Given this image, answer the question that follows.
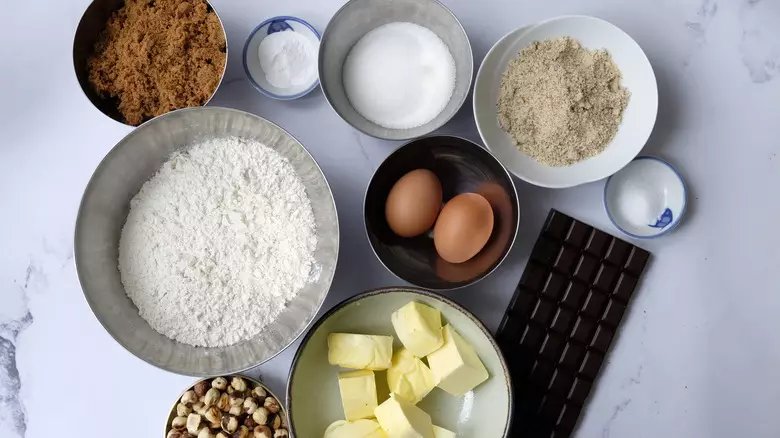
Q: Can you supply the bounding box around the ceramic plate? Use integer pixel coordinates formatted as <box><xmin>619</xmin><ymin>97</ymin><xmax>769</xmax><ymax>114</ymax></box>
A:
<box><xmin>474</xmin><ymin>15</ymin><xmax>658</xmax><ymax>188</ymax></box>
<box><xmin>286</xmin><ymin>287</ymin><xmax>513</xmax><ymax>437</ymax></box>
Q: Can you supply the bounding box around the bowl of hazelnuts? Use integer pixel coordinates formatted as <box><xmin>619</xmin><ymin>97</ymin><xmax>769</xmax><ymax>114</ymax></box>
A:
<box><xmin>166</xmin><ymin>375</ymin><xmax>289</xmax><ymax>438</ymax></box>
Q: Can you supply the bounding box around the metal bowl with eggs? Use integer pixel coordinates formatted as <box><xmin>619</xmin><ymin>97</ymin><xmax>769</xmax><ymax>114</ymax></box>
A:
<box><xmin>364</xmin><ymin>135</ymin><xmax>520</xmax><ymax>290</ymax></box>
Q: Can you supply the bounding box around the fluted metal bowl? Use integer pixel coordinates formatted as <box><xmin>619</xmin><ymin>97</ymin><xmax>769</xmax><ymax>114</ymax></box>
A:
<box><xmin>74</xmin><ymin>107</ymin><xmax>339</xmax><ymax>376</ymax></box>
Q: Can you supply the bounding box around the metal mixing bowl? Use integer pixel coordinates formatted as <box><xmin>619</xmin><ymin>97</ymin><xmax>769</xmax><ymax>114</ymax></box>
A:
<box><xmin>318</xmin><ymin>0</ymin><xmax>473</xmax><ymax>140</ymax></box>
<box><xmin>72</xmin><ymin>0</ymin><xmax>228</xmax><ymax>126</ymax></box>
<box><xmin>74</xmin><ymin>107</ymin><xmax>339</xmax><ymax>376</ymax></box>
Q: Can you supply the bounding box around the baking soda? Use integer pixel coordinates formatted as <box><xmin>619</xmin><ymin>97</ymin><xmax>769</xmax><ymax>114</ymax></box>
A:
<box><xmin>343</xmin><ymin>22</ymin><xmax>456</xmax><ymax>130</ymax></box>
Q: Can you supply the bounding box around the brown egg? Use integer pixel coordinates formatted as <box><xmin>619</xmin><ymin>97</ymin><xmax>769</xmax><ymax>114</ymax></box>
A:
<box><xmin>385</xmin><ymin>169</ymin><xmax>443</xmax><ymax>237</ymax></box>
<box><xmin>433</xmin><ymin>193</ymin><xmax>494</xmax><ymax>264</ymax></box>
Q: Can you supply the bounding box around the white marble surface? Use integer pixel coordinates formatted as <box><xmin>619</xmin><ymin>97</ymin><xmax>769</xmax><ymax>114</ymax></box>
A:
<box><xmin>2</xmin><ymin>0</ymin><xmax>779</xmax><ymax>436</ymax></box>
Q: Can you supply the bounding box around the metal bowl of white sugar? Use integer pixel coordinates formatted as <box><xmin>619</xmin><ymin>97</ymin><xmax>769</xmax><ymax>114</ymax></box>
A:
<box><xmin>74</xmin><ymin>107</ymin><xmax>339</xmax><ymax>376</ymax></box>
<box><xmin>319</xmin><ymin>0</ymin><xmax>473</xmax><ymax>140</ymax></box>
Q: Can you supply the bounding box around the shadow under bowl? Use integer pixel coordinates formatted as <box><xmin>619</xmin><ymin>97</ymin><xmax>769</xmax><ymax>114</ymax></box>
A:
<box><xmin>318</xmin><ymin>0</ymin><xmax>473</xmax><ymax>140</ymax></box>
<box><xmin>365</xmin><ymin>136</ymin><xmax>519</xmax><ymax>290</ymax></box>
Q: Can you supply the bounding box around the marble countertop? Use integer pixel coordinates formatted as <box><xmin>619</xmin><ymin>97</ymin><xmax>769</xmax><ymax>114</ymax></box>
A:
<box><xmin>2</xmin><ymin>0</ymin><xmax>779</xmax><ymax>436</ymax></box>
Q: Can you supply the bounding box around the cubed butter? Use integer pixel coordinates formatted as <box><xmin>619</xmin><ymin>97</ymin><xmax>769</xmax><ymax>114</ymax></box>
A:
<box><xmin>374</xmin><ymin>394</ymin><xmax>434</xmax><ymax>438</ymax></box>
<box><xmin>338</xmin><ymin>370</ymin><xmax>379</xmax><ymax>421</ymax></box>
<box><xmin>426</xmin><ymin>324</ymin><xmax>489</xmax><ymax>396</ymax></box>
<box><xmin>432</xmin><ymin>425</ymin><xmax>456</xmax><ymax>438</ymax></box>
<box><xmin>328</xmin><ymin>333</ymin><xmax>394</xmax><ymax>370</ymax></box>
<box><xmin>391</xmin><ymin>302</ymin><xmax>443</xmax><ymax>357</ymax></box>
<box><xmin>387</xmin><ymin>348</ymin><xmax>436</xmax><ymax>405</ymax></box>
<box><xmin>324</xmin><ymin>419</ymin><xmax>388</xmax><ymax>438</ymax></box>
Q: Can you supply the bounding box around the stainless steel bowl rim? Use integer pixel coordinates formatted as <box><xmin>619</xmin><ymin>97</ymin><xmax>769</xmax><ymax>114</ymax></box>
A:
<box><xmin>318</xmin><ymin>0</ymin><xmax>474</xmax><ymax>141</ymax></box>
<box><xmin>362</xmin><ymin>134</ymin><xmax>520</xmax><ymax>291</ymax></box>
<box><xmin>285</xmin><ymin>286</ymin><xmax>514</xmax><ymax>437</ymax></box>
<box><xmin>74</xmin><ymin>106</ymin><xmax>339</xmax><ymax>376</ymax></box>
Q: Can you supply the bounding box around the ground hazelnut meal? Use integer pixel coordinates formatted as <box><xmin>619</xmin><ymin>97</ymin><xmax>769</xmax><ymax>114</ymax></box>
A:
<box><xmin>87</xmin><ymin>0</ymin><xmax>226</xmax><ymax>126</ymax></box>
<box><xmin>498</xmin><ymin>37</ymin><xmax>630</xmax><ymax>167</ymax></box>
<box><xmin>118</xmin><ymin>137</ymin><xmax>317</xmax><ymax>348</ymax></box>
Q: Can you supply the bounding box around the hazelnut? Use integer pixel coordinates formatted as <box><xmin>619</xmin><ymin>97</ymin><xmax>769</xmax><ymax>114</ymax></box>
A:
<box><xmin>171</xmin><ymin>416</ymin><xmax>187</xmax><ymax>430</ymax></box>
<box><xmin>243</xmin><ymin>397</ymin><xmax>258</xmax><ymax>415</ymax></box>
<box><xmin>252</xmin><ymin>386</ymin><xmax>267</xmax><ymax>400</ymax></box>
<box><xmin>229</xmin><ymin>395</ymin><xmax>244</xmax><ymax>407</ymax></box>
<box><xmin>194</xmin><ymin>380</ymin><xmax>211</xmax><ymax>398</ymax></box>
<box><xmin>212</xmin><ymin>377</ymin><xmax>228</xmax><ymax>391</ymax></box>
<box><xmin>198</xmin><ymin>426</ymin><xmax>215</xmax><ymax>438</ymax></box>
<box><xmin>205</xmin><ymin>406</ymin><xmax>222</xmax><ymax>425</ymax></box>
<box><xmin>216</xmin><ymin>433</ymin><xmax>229</xmax><ymax>438</ymax></box>
<box><xmin>229</xmin><ymin>405</ymin><xmax>242</xmax><ymax>416</ymax></box>
<box><xmin>221</xmin><ymin>415</ymin><xmax>239</xmax><ymax>433</ymax></box>
<box><xmin>186</xmin><ymin>413</ymin><xmax>202</xmax><ymax>436</ymax></box>
<box><xmin>253</xmin><ymin>426</ymin><xmax>272</xmax><ymax>438</ymax></box>
<box><xmin>270</xmin><ymin>414</ymin><xmax>281</xmax><ymax>430</ymax></box>
<box><xmin>204</xmin><ymin>388</ymin><xmax>221</xmax><ymax>407</ymax></box>
<box><xmin>193</xmin><ymin>402</ymin><xmax>207</xmax><ymax>415</ymax></box>
<box><xmin>263</xmin><ymin>397</ymin><xmax>280</xmax><ymax>414</ymax></box>
<box><xmin>231</xmin><ymin>377</ymin><xmax>248</xmax><ymax>392</ymax></box>
<box><xmin>244</xmin><ymin>417</ymin><xmax>257</xmax><ymax>429</ymax></box>
<box><xmin>218</xmin><ymin>393</ymin><xmax>231</xmax><ymax>411</ymax></box>
<box><xmin>252</xmin><ymin>407</ymin><xmax>269</xmax><ymax>425</ymax></box>
<box><xmin>167</xmin><ymin>430</ymin><xmax>184</xmax><ymax>438</ymax></box>
<box><xmin>273</xmin><ymin>429</ymin><xmax>288</xmax><ymax>438</ymax></box>
<box><xmin>177</xmin><ymin>403</ymin><xmax>192</xmax><ymax>417</ymax></box>
<box><xmin>232</xmin><ymin>426</ymin><xmax>250</xmax><ymax>438</ymax></box>
<box><xmin>181</xmin><ymin>390</ymin><xmax>198</xmax><ymax>405</ymax></box>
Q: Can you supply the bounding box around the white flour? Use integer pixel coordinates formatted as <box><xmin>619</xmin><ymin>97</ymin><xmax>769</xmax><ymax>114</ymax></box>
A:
<box><xmin>118</xmin><ymin>137</ymin><xmax>317</xmax><ymax>347</ymax></box>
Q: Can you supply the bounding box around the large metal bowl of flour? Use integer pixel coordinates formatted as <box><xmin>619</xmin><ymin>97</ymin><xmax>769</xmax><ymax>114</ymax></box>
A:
<box><xmin>318</xmin><ymin>0</ymin><xmax>473</xmax><ymax>140</ymax></box>
<box><xmin>74</xmin><ymin>107</ymin><xmax>339</xmax><ymax>376</ymax></box>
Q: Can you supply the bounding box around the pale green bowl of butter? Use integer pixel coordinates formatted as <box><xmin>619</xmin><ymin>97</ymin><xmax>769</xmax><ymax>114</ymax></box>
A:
<box><xmin>286</xmin><ymin>287</ymin><xmax>513</xmax><ymax>437</ymax></box>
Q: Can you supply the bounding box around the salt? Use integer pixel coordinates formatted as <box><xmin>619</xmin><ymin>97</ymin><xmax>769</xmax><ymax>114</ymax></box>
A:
<box><xmin>258</xmin><ymin>30</ymin><xmax>318</xmax><ymax>89</ymax></box>
<box><xmin>343</xmin><ymin>22</ymin><xmax>456</xmax><ymax>129</ymax></box>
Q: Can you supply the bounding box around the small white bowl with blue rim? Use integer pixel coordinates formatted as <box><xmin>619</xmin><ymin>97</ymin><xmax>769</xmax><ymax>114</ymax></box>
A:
<box><xmin>604</xmin><ymin>156</ymin><xmax>687</xmax><ymax>239</ymax></box>
<box><xmin>243</xmin><ymin>16</ymin><xmax>321</xmax><ymax>100</ymax></box>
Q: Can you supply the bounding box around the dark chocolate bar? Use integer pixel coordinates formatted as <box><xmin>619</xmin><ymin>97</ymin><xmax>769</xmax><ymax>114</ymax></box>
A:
<box><xmin>497</xmin><ymin>210</ymin><xmax>650</xmax><ymax>437</ymax></box>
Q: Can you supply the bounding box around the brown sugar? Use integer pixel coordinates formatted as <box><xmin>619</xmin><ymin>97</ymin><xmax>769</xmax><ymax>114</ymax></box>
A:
<box><xmin>87</xmin><ymin>0</ymin><xmax>227</xmax><ymax>125</ymax></box>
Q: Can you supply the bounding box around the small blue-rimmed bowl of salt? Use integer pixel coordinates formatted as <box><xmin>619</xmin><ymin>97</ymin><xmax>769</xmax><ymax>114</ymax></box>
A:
<box><xmin>243</xmin><ymin>16</ymin><xmax>320</xmax><ymax>100</ymax></box>
<box><xmin>604</xmin><ymin>156</ymin><xmax>687</xmax><ymax>239</ymax></box>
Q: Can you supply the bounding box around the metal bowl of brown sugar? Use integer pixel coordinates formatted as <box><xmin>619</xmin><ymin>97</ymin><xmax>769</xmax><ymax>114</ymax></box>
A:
<box><xmin>72</xmin><ymin>0</ymin><xmax>228</xmax><ymax>126</ymax></box>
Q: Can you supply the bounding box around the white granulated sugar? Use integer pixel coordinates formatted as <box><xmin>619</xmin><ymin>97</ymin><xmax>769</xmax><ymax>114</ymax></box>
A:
<box><xmin>118</xmin><ymin>137</ymin><xmax>317</xmax><ymax>348</ymax></box>
<box><xmin>343</xmin><ymin>22</ymin><xmax>456</xmax><ymax>129</ymax></box>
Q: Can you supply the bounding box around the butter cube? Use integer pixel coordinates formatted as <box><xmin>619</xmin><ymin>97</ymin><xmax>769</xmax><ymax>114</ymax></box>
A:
<box><xmin>328</xmin><ymin>333</ymin><xmax>394</xmax><ymax>370</ymax></box>
<box><xmin>338</xmin><ymin>370</ymin><xmax>379</xmax><ymax>421</ymax></box>
<box><xmin>387</xmin><ymin>348</ymin><xmax>436</xmax><ymax>405</ymax></box>
<box><xmin>426</xmin><ymin>324</ymin><xmax>489</xmax><ymax>396</ymax></box>
<box><xmin>432</xmin><ymin>425</ymin><xmax>456</xmax><ymax>438</ymax></box>
<box><xmin>324</xmin><ymin>419</ymin><xmax>388</xmax><ymax>438</ymax></box>
<box><xmin>391</xmin><ymin>302</ymin><xmax>443</xmax><ymax>357</ymax></box>
<box><xmin>374</xmin><ymin>394</ymin><xmax>434</xmax><ymax>438</ymax></box>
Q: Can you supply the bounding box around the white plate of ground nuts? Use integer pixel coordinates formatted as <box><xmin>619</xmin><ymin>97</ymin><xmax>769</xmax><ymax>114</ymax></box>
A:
<box><xmin>166</xmin><ymin>375</ymin><xmax>289</xmax><ymax>438</ymax></box>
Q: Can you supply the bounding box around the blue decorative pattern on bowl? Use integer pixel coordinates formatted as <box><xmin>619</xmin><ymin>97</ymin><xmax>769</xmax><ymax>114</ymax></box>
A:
<box><xmin>649</xmin><ymin>207</ymin><xmax>673</xmax><ymax>229</ymax></box>
<box><xmin>268</xmin><ymin>20</ymin><xmax>293</xmax><ymax>34</ymax></box>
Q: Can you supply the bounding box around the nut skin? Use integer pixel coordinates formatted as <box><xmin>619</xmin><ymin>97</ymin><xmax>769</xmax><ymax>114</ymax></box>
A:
<box><xmin>212</xmin><ymin>377</ymin><xmax>228</xmax><ymax>391</ymax></box>
<box><xmin>232</xmin><ymin>425</ymin><xmax>250</xmax><ymax>438</ymax></box>
<box><xmin>167</xmin><ymin>430</ymin><xmax>184</xmax><ymax>438</ymax></box>
<box><xmin>181</xmin><ymin>390</ymin><xmax>198</xmax><ymax>405</ymax></box>
<box><xmin>263</xmin><ymin>397</ymin><xmax>280</xmax><ymax>414</ymax></box>
<box><xmin>231</xmin><ymin>377</ymin><xmax>248</xmax><ymax>392</ymax></box>
<box><xmin>253</xmin><ymin>426</ymin><xmax>272</xmax><ymax>438</ymax></box>
<box><xmin>204</xmin><ymin>388</ymin><xmax>221</xmax><ymax>407</ymax></box>
<box><xmin>251</xmin><ymin>407</ymin><xmax>269</xmax><ymax>425</ymax></box>
<box><xmin>205</xmin><ymin>406</ymin><xmax>222</xmax><ymax>425</ymax></box>
<box><xmin>194</xmin><ymin>380</ymin><xmax>211</xmax><ymax>398</ymax></box>
<box><xmin>244</xmin><ymin>417</ymin><xmax>257</xmax><ymax>429</ymax></box>
<box><xmin>243</xmin><ymin>397</ymin><xmax>258</xmax><ymax>415</ymax></box>
<box><xmin>217</xmin><ymin>393</ymin><xmax>231</xmax><ymax>411</ymax></box>
<box><xmin>221</xmin><ymin>415</ymin><xmax>239</xmax><ymax>433</ymax></box>
<box><xmin>187</xmin><ymin>413</ymin><xmax>202</xmax><ymax>436</ymax></box>
<box><xmin>273</xmin><ymin>429</ymin><xmax>288</xmax><ymax>438</ymax></box>
<box><xmin>270</xmin><ymin>415</ymin><xmax>281</xmax><ymax>430</ymax></box>
<box><xmin>176</xmin><ymin>403</ymin><xmax>192</xmax><ymax>417</ymax></box>
<box><xmin>229</xmin><ymin>395</ymin><xmax>244</xmax><ymax>407</ymax></box>
<box><xmin>171</xmin><ymin>416</ymin><xmax>187</xmax><ymax>430</ymax></box>
<box><xmin>198</xmin><ymin>426</ymin><xmax>215</xmax><ymax>438</ymax></box>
